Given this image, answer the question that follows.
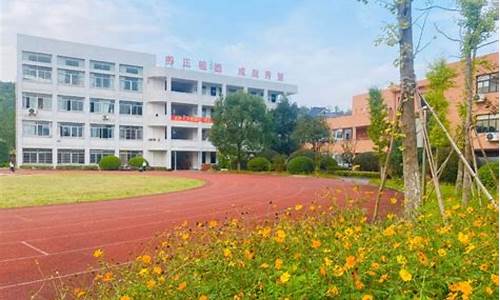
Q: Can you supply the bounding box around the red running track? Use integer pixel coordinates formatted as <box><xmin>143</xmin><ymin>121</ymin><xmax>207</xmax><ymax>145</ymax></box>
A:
<box><xmin>0</xmin><ymin>170</ymin><xmax>401</xmax><ymax>299</ymax></box>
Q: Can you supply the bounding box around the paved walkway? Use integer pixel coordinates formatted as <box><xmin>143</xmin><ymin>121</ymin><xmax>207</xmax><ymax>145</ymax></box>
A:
<box><xmin>0</xmin><ymin>170</ymin><xmax>400</xmax><ymax>299</ymax></box>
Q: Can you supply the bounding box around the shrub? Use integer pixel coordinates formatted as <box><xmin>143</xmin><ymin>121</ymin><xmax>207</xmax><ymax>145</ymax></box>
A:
<box><xmin>128</xmin><ymin>156</ymin><xmax>149</xmax><ymax>169</ymax></box>
<box><xmin>247</xmin><ymin>157</ymin><xmax>271</xmax><ymax>172</ymax></box>
<box><xmin>438</xmin><ymin>152</ymin><xmax>458</xmax><ymax>183</ymax></box>
<box><xmin>287</xmin><ymin>156</ymin><xmax>314</xmax><ymax>174</ymax></box>
<box><xmin>289</xmin><ymin>149</ymin><xmax>316</xmax><ymax>161</ymax></box>
<box><xmin>257</xmin><ymin>149</ymin><xmax>280</xmax><ymax>161</ymax></box>
<box><xmin>478</xmin><ymin>161</ymin><xmax>499</xmax><ymax>191</ymax></box>
<box><xmin>353</xmin><ymin>152</ymin><xmax>379</xmax><ymax>172</ymax></box>
<box><xmin>320</xmin><ymin>156</ymin><xmax>338</xmax><ymax>173</ymax></box>
<box><xmin>271</xmin><ymin>154</ymin><xmax>287</xmax><ymax>172</ymax></box>
<box><xmin>99</xmin><ymin>155</ymin><xmax>121</xmax><ymax>170</ymax></box>
<box><xmin>334</xmin><ymin>170</ymin><xmax>380</xmax><ymax>178</ymax></box>
<box><xmin>56</xmin><ymin>165</ymin><xmax>99</xmax><ymax>170</ymax></box>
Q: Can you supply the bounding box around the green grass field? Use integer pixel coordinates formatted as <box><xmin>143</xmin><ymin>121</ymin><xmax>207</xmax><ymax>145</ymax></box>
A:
<box><xmin>0</xmin><ymin>173</ymin><xmax>204</xmax><ymax>208</ymax></box>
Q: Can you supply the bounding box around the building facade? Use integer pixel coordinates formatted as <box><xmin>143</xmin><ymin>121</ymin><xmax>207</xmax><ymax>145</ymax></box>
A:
<box><xmin>327</xmin><ymin>53</ymin><xmax>499</xmax><ymax>163</ymax></box>
<box><xmin>16</xmin><ymin>34</ymin><xmax>298</xmax><ymax>169</ymax></box>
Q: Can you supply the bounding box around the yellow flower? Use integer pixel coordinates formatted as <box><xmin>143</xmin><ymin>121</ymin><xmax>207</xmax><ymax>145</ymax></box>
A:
<box><xmin>479</xmin><ymin>263</ymin><xmax>489</xmax><ymax>272</ymax></box>
<box><xmin>345</xmin><ymin>256</ymin><xmax>356</xmax><ymax>269</ymax></box>
<box><xmin>458</xmin><ymin>232</ymin><xmax>470</xmax><ymax>245</ymax></box>
<box><xmin>311</xmin><ymin>239</ymin><xmax>322</xmax><ymax>249</ymax></box>
<box><xmin>138</xmin><ymin>268</ymin><xmax>149</xmax><ymax>276</ymax></box>
<box><xmin>438</xmin><ymin>248</ymin><xmax>447</xmax><ymax>257</ymax></box>
<box><xmin>93</xmin><ymin>249</ymin><xmax>103</xmax><ymax>258</ymax></box>
<box><xmin>324</xmin><ymin>257</ymin><xmax>333</xmax><ymax>266</ymax></box>
<box><xmin>208</xmin><ymin>220</ymin><xmax>218</xmax><ymax>228</ymax></box>
<box><xmin>260</xmin><ymin>263</ymin><xmax>269</xmax><ymax>269</ymax></box>
<box><xmin>279</xmin><ymin>271</ymin><xmax>291</xmax><ymax>284</ymax></box>
<box><xmin>383</xmin><ymin>225</ymin><xmax>396</xmax><ymax>237</ymax></box>
<box><xmin>177</xmin><ymin>281</ymin><xmax>187</xmax><ymax>291</ymax></box>
<box><xmin>417</xmin><ymin>251</ymin><xmax>429</xmax><ymax>266</ymax></box>
<box><xmin>153</xmin><ymin>266</ymin><xmax>162</xmax><ymax>275</ymax></box>
<box><xmin>390</xmin><ymin>197</ymin><xmax>398</xmax><ymax>204</ymax></box>
<box><xmin>244</xmin><ymin>249</ymin><xmax>254</xmax><ymax>260</ymax></box>
<box><xmin>485</xmin><ymin>287</ymin><xmax>493</xmax><ymax>295</ymax></box>
<box><xmin>274</xmin><ymin>229</ymin><xmax>286</xmax><ymax>243</ymax></box>
<box><xmin>319</xmin><ymin>266</ymin><xmax>327</xmax><ymax>276</ymax></box>
<box><xmin>223</xmin><ymin>248</ymin><xmax>232</xmax><ymax>258</ymax></box>
<box><xmin>492</xmin><ymin>274</ymin><xmax>499</xmax><ymax>286</ymax></box>
<box><xmin>371</xmin><ymin>262</ymin><xmax>380</xmax><ymax>270</ymax></box>
<box><xmin>120</xmin><ymin>296</ymin><xmax>131</xmax><ymax>300</ymax></box>
<box><xmin>73</xmin><ymin>288</ymin><xmax>86</xmax><ymax>298</ymax></box>
<box><xmin>362</xmin><ymin>295</ymin><xmax>373</xmax><ymax>300</ymax></box>
<box><xmin>378</xmin><ymin>273</ymin><xmax>389</xmax><ymax>283</ymax></box>
<box><xmin>181</xmin><ymin>233</ymin><xmax>190</xmax><ymax>240</ymax></box>
<box><xmin>259</xmin><ymin>226</ymin><xmax>272</xmax><ymax>238</ymax></box>
<box><xmin>448</xmin><ymin>281</ymin><xmax>473</xmax><ymax>298</ymax></box>
<box><xmin>333</xmin><ymin>265</ymin><xmax>344</xmax><ymax>277</ymax></box>
<box><xmin>294</xmin><ymin>204</ymin><xmax>303</xmax><ymax>211</ymax></box>
<box><xmin>275</xmin><ymin>258</ymin><xmax>283</xmax><ymax>270</ymax></box>
<box><xmin>396</xmin><ymin>255</ymin><xmax>407</xmax><ymax>265</ymax></box>
<box><xmin>146</xmin><ymin>279</ymin><xmax>156</xmax><ymax>289</ymax></box>
<box><xmin>199</xmin><ymin>296</ymin><xmax>209</xmax><ymax>300</ymax></box>
<box><xmin>141</xmin><ymin>255</ymin><xmax>152</xmax><ymax>265</ymax></box>
<box><xmin>327</xmin><ymin>285</ymin><xmax>339</xmax><ymax>296</ymax></box>
<box><xmin>399</xmin><ymin>269</ymin><xmax>412</xmax><ymax>282</ymax></box>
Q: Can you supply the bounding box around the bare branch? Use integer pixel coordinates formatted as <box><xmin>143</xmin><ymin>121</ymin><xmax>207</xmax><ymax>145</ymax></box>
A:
<box><xmin>477</xmin><ymin>39</ymin><xmax>499</xmax><ymax>49</ymax></box>
<box><xmin>414</xmin><ymin>40</ymin><xmax>433</xmax><ymax>57</ymax></box>
<box><xmin>414</xmin><ymin>10</ymin><xmax>430</xmax><ymax>56</ymax></box>
<box><xmin>416</xmin><ymin>5</ymin><xmax>459</xmax><ymax>12</ymax></box>
<box><xmin>434</xmin><ymin>23</ymin><xmax>461</xmax><ymax>43</ymax></box>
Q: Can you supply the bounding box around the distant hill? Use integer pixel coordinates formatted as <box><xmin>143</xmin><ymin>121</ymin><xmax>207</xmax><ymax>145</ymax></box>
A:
<box><xmin>0</xmin><ymin>81</ymin><xmax>15</xmax><ymax>164</ymax></box>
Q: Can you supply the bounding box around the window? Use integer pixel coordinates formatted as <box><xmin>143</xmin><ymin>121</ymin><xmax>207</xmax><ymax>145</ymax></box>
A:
<box><xmin>22</xmin><ymin>65</ymin><xmax>52</xmax><ymax>82</ymax></box>
<box><xmin>91</xmin><ymin>60</ymin><xmax>115</xmax><ymax>72</ymax></box>
<box><xmin>119</xmin><ymin>101</ymin><xmax>142</xmax><ymax>116</ymax></box>
<box><xmin>58</xmin><ymin>96</ymin><xmax>84</xmax><ymax>112</ymax></box>
<box><xmin>90</xmin><ymin>149</ymin><xmax>115</xmax><ymax>164</ymax></box>
<box><xmin>119</xmin><ymin>64</ymin><xmax>143</xmax><ymax>76</ymax></box>
<box><xmin>22</xmin><ymin>51</ymin><xmax>51</xmax><ymax>63</ymax></box>
<box><xmin>476</xmin><ymin>114</ymin><xmax>499</xmax><ymax>133</ymax></box>
<box><xmin>119</xmin><ymin>126</ymin><xmax>143</xmax><ymax>140</ymax></box>
<box><xmin>202</xmin><ymin>129</ymin><xmax>210</xmax><ymax>141</ymax></box>
<box><xmin>90</xmin><ymin>98</ymin><xmax>115</xmax><ymax>114</ymax></box>
<box><xmin>477</xmin><ymin>73</ymin><xmax>499</xmax><ymax>94</ymax></box>
<box><xmin>57</xmin><ymin>56</ymin><xmax>84</xmax><ymax>68</ymax></box>
<box><xmin>57</xmin><ymin>149</ymin><xmax>85</xmax><ymax>164</ymax></box>
<box><xmin>59</xmin><ymin>122</ymin><xmax>84</xmax><ymax>138</ymax></box>
<box><xmin>334</xmin><ymin>129</ymin><xmax>343</xmax><ymax>140</ymax></box>
<box><xmin>22</xmin><ymin>121</ymin><xmax>51</xmax><ymax>137</ymax></box>
<box><xmin>120</xmin><ymin>76</ymin><xmax>142</xmax><ymax>92</ymax></box>
<box><xmin>343</xmin><ymin>128</ymin><xmax>352</xmax><ymax>140</ymax></box>
<box><xmin>119</xmin><ymin>150</ymin><xmax>142</xmax><ymax>164</ymax></box>
<box><xmin>58</xmin><ymin>69</ymin><xmax>85</xmax><ymax>86</ymax></box>
<box><xmin>90</xmin><ymin>124</ymin><xmax>114</xmax><ymax>139</ymax></box>
<box><xmin>22</xmin><ymin>93</ymin><xmax>52</xmax><ymax>111</ymax></box>
<box><xmin>23</xmin><ymin>148</ymin><xmax>52</xmax><ymax>164</ymax></box>
<box><xmin>90</xmin><ymin>73</ymin><xmax>114</xmax><ymax>89</ymax></box>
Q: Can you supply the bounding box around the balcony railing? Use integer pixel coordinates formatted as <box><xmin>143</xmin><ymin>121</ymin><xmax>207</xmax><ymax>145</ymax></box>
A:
<box><xmin>171</xmin><ymin>115</ymin><xmax>212</xmax><ymax>123</ymax></box>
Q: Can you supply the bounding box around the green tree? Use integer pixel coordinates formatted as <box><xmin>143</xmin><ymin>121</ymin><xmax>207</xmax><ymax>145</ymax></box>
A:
<box><xmin>367</xmin><ymin>88</ymin><xmax>391</xmax><ymax>169</ymax></box>
<box><xmin>0</xmin><ymin>82</ymin><xmax>15</xmax><ymax>164</ymax></box>
<box><xmin>209</xmin><ymin>92</ymin><xmax>271</xmax><ymax>171</ymax></box>
<box><xmin>424</xmin><ymin>59</ymin><xmax>456</xmax><ymax>161</ymax></box>
<box><xmin>292</xmin><ymin>115</ymin><xmax>331</xmax><ymax>170</ymax></box>
<box><xmin>270</xmin><ymin>98</ymin><xmax>300</xmax><ymax>155</ymax></box>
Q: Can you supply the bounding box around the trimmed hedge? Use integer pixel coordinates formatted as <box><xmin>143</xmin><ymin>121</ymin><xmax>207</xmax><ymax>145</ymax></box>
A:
<box><xmin>353</xmin><ymin>152</ymin><xmax>379</xmax><ymax>172</ymax></box>
<box><xmin>287</xmin><ymin>156</ymin><xmax>314</xmax><ymax>174</ymax></box>
<box><xmin>478</xmin><ymin>161</ymin><xmax>499</xmax><ymax>191</ymax></box>
<box><xmin>20</xmin><ymin>164</ymin><xmax>54</xmax><ymax>170</ymax></box>
<box><xmin>99</xmin><ymin>155</ymin><xmax>121</xmax><ymax>170</ymax></box>
<box><xmin>128</xmin><ymin>156</ymin><xmax>149</xmax><ymax>169</ymax></box>
<box><xmin>56</xmin><ymin>165</ymin><xmax>99</xmax><ymax>170</ymax></box>
<box><xmin>289</xmin><ymin>149</ymin><xmax>316</xmax><ymax>161</ymax></box>
<box><xmin>247</xmin><ymin>157</ymin><xmax>271</xmax><ymax>172</ymax></box>
<box><xmin>320</xmin><ymin>156</ymin><xmax>338</xmax><ymax>174</ymax></box>
<box><xmin>271</xmin><ymin>154</ymin><xmax>287</xmax><ymax>172</ymax></box>
<box><xmin>334</xmin><ymin>170</ymin><xmax>380</xmax><ymax>178</ymax></box>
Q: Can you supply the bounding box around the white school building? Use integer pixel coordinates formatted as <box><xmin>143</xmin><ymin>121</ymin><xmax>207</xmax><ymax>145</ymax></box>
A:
<box><xmin>16</xmin><ymin>34</ymin><xmax>298</xmax><ymax>169</ymax></box>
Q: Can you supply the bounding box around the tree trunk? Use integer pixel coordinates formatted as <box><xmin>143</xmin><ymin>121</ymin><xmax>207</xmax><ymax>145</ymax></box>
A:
<box><xmin>461</xmin><ymin>54</ymin><xmax>474</xmax><ymax>205</ymax></box>
<box><xmin>398</xmin><ymin>0</ymin><xmax>422</xmax><ymax>219</ymax></box>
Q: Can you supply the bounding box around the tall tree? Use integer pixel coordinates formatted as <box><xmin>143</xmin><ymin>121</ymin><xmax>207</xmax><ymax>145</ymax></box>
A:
<box><xmin>270</xmin><ymin>98</ymin><xmax>300</xmax><ymax>155</ymax></box>
<box><xmin>292</xmin><ymin>115</ymin><xmax>330</xmax><ymax>153</ymax></box>
<box><xmin>0</xmin><ymin>82</ymin><xmax>15</xmax><ymax>163</ymax></box>
<box><xmin>456</xmin><ymin>0</ymin><xmax>498</xmax><ymax>204</ymax></box>
<box><xmin>367</xmin><ymin>88</ymin><xmax>391</xmax><ymax>176</ymax></box>
<box><xmin>424</xmin><ymin>59</ymin><xmax>456</xmax><ymax>163</ymax></box>
<box><xmin>209</xmin><ymin>92</ymin><xmax>272</xmax><ymax>171</ymax></box>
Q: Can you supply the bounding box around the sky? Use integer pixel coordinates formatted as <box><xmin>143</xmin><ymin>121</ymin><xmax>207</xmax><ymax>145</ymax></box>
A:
<box><xmin>0</xmin><ymin>0</ymin><xmax>498</xmax><ymax>109</ymax></box>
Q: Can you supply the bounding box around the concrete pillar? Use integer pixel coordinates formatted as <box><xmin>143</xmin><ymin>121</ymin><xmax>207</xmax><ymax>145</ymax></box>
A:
<box><xmin>166</xmin><ymin>150</ymin><xmax>172</xmax><ymax>169</ymax></box>
<box><xmin>197</xmin><ymin>151</ymin><xmax>202</xmax><ymax>170</ymax></box>
<box><xmin>197</xmin><ymin>80</ymin><xmax>202</xmax><ymax>96</ymax></box>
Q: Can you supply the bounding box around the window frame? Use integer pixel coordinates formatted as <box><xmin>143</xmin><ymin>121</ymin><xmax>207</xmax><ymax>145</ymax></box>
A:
<box><xmin>90</xmin><ymin>124</ymin><xmax>114</xmax><ymax>139</ymax></box>
<box><xmin>476</xmin><ymin>73</ymin><xmax>499</xmax><ymax>94</ymax></box>
<box><xmin>22</xmin><ymin>121</ymin><xmax>52</xmax><ymax>137</ymax></box>
<box><xmin>59</xmin><ymin>122</ymin><xmax>84</xmax><ymax>138</ymax></box>
<box><xmin>22</xmin><ymin>93</ymin><xmax>52</xmax><ymax>111</ymax></box>
<box><xmin>57</xmin><ymin>96</ymin><xmax>84</xmax><ymax>112</ymax></box>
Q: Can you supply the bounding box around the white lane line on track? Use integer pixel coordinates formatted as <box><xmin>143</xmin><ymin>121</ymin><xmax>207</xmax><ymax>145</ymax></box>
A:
<box><xmin>20</xmin><ymin>241</ymin><xmax>49</xmax><ymax>256</ymax></box>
